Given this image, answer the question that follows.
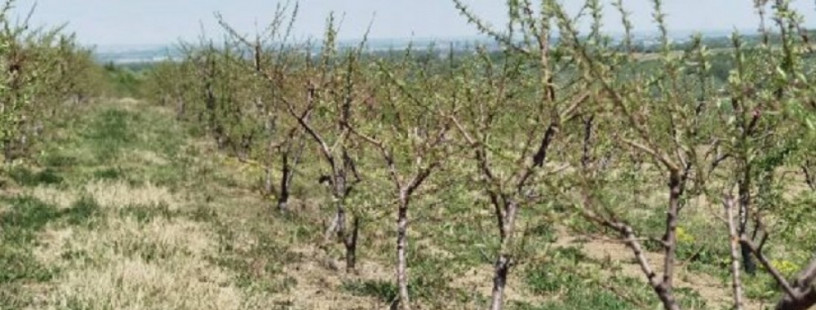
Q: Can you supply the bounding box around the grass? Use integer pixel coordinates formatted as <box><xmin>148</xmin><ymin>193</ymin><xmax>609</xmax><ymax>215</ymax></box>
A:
<box><xmin>118</xmin><ymin>202</ymin><xmax>178</xmax><ymax>223</ymax></box>
<box><xmin>342</xmin><ymin>279</ymin><xmax>399</xmax><ymax>304</ymax></box>
<box><xmin>7</xmin><ymin>166</ymin><xmax>64</xmax><ymax>187</ymax></box>
<box><xmin>0</xmin><ymin>196</ymin><xmax>60</xmax><ymax>284</ymax></box>
<box><xmin>0</xmin><ymin>99</ymin><xmax>277</xmax><ymax>309</ymax></box>
<box><xmin>0</xmin><ymin>194</ymin><xmax>102</xmax><ymax>308</ymax></box>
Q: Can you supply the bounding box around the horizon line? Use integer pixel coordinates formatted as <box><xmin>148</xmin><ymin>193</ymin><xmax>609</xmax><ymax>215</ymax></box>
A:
<box><xmin>91</xmin><ymin>27</ymin><xmax>767</xmax><ymax>50</ymax></box>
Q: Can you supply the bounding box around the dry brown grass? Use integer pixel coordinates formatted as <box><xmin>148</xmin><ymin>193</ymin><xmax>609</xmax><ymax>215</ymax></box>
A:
<box><xmin>32</xmin><ymin>218</ymin><xmax>249</xmax><ymax>310</ymax></box>
<box><xmin>25</xmin><ymin>185</ymin><xmax>79</xmax><ymax>210</ymax></box>
<box><xmin>268</xmin><ymin>245</ymin><xmax>388</xmax><ymax>310</ymax></box>
<box><xmin>17</xmin><ymin>173</ymin><xmax>286</xmax><ymax>309</ymax></box>
<box><xmin>83</xmin><ymin>180</ymin><xmax>179</xmax><ymax>211</ymax></box>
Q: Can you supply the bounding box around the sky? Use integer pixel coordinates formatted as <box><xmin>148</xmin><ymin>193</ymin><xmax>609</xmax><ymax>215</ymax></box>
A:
<box><xmin>8</xmin><ymin>0</ymin><xmax>816</xmax><ymax>47</ymax></box>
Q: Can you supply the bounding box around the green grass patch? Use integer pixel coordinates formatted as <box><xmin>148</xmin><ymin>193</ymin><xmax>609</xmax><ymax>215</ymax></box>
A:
<box><xmin>8</xmin><ymin>166</ymin><xmax>63</xmax><ymax>187</ymax></box>
<box><xmin>39</xmin><ymin>152</ymin><xmax>79</xmax><ymax>168</ymax></box>
<box><xmin>81</xmin><ymin>108</ymin><xmax>137</xmax><ymax>162</ymax></box>
<box><xmin>522</xmin><ymin>246</ymin><xmax>659</xmax><ymax>309</ymax></box>
<box><xmin>1</xmin><ymin>196</ymin><xmax>62</xmax><ymax>237</ymax></box>
<box><xmin>0</xmin><ymin>195</ymin><xmax>102</xmax><ymax>285</ymax></box>
<box><xmin>208</xmin><ymin>222</ymin><xmax>296</xmax><ymax>293</ymax></box>
<box><xmin>64</xmin><ymin>196</ymin><xmax>101</xmax><ymax>226</ymax></box>
<box><xmin>92</xmin><ymin>167</ymin><xmax>124</xmax><ymax>180</ymax></box>
<box><xmin>342</xmin><ymin>279</ymin><xmax>398</xmax><ymax>304</ymax></box>
<box><xmin>0</xmin><ymin>196</ymin><xmax>61</xmax><ymax>284</ymax></box>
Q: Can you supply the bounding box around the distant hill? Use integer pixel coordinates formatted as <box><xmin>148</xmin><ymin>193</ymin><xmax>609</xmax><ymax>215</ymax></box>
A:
<box><xmin>92</xmin><ymin>44</ymin><xmax>181</xmax><ymax>64</ymax></box>
<box><xmin>88</xmin><ymin>29</ymin><xmax>764</xmax><ymax>64</ymax></box>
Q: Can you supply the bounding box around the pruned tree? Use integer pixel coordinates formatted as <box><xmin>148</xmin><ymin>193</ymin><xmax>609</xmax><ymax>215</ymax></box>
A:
<box><xmin>560</xmin><ymin>0</ymin><xmax>718</xmax><ymax>308</ymax></box>
<box><xmin>215</xmin><ymin>2</ymin><xmax>308</xmax><ymax>212</ymax></box>
<box><xmin>347</xmin><ymin>47</ymin><xmax>454</xmax><ymax>309</ymax></box>
<box><xmin>182</xmin><ymin>40</ymin><xmax>227</xmax><ymax>148</ymax></box>
<box><xmin>718</xmin><ymin>2</ymin><xmax>816</xmax><ymax>309</ymax></box>
<box><xmin>709</xmin><ymin>0</ymin><xmax>810</xmax><ymax>276</ymax></box>
<box><xmin>452</xmin><ymin>1</ymin><xmax>591</xmax><ymax>308</ymax></box>
<box><xmin>562</xmin><ymin>0</ymin><xmax>816</xmax><ymax>309</ymax></box>
<box><xmin>279</xmin><ymin>14</ymin><xmax>364</xmax><ymax>271</ymax></box>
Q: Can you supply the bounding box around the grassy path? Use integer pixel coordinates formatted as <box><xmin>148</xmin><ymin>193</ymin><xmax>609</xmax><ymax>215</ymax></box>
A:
<box><xmin>0</xmin><ymin>99</ymin><xmax>329</xmax><ymax>309</ymax></box>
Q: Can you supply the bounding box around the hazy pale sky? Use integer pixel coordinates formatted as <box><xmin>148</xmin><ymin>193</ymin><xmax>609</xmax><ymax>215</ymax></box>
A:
<box><xmin>8</xmin><ymin>0</ymin><xmax>816</xmax><ymax>46</ymax></box>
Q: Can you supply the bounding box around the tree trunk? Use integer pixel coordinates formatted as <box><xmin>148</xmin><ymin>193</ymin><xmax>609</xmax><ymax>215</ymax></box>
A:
<box><xmin>738</xmin><ymin>166</ymin><xmax>757</xmax><ymax>275</ymax></box>
<box><xmin>276</xmin><ymin>192</ymin><xmax>290</xmax><ymax>212</ymax></box>
<box><xmin>775</xmin><ymin>257</ymin><xmax>816</xmax><ymax>310</ymax></box>
<box><xmin>336</xmin><ymin>203</ymin><xmax>347</xmax><ymax>240</ymax></box>
<box><xmin>724</xmin><ymin>196</ymin><xmax>744</xmax><ymax>310</ymax></box>
<box><xmin>324</xmin><ymin>171</ymin><xmax>347</xmax><ymax>242</ymax></box>
<box><xmin>490</xmin><ymin>254</ymin><xmax>510</xmax><ymax>310</ymax></box>
<box><xmin>656</xmin><ymin>174</ymin><xmax>682</xmax><ymax>310</ymax></box>
<box><xmin>490</xmin><ymin>200</ymin><xmax>519</xmax><ymax>310</ymax></box>
<box><xmin>345</xmin><ymin>216</ymin><xmax>360</xmax><ymax>272</ymax></box>
<box><xmin>277</xmin><ymin>152</ymin><xmax>292</xmax><ymax>212</ymax></box>
<box><xmin>3</xmin><ymin>138</ymin><xmax>14</xmax><ymax>163</ymax></box>
<box><xmin>396</xmin><ymin>197</ymin><xmax>411</xmax><ymax>310</ymax></box>
<box><xmin>324</xmin><ymin>198</ymin><xmax>347</xmax><ymax>242</ymax></box>
<box><xmin>277</xmin><ymin>138</ymin><xmax>305</xmax><ymax>213</ymax></box>
<box><xmin>322</xmin><ymin>182</ymin><xmax>359</xmax><ymax>273</ymax></box>
<box><xmin>655</xmin><ymin>285</ymin><xmax>681</xmax><ymax>310</ymax></box>
<box><xmin>775</xmin><ymin>290</ymin><xmax>816</xmax><ymax>310</ymax></box>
